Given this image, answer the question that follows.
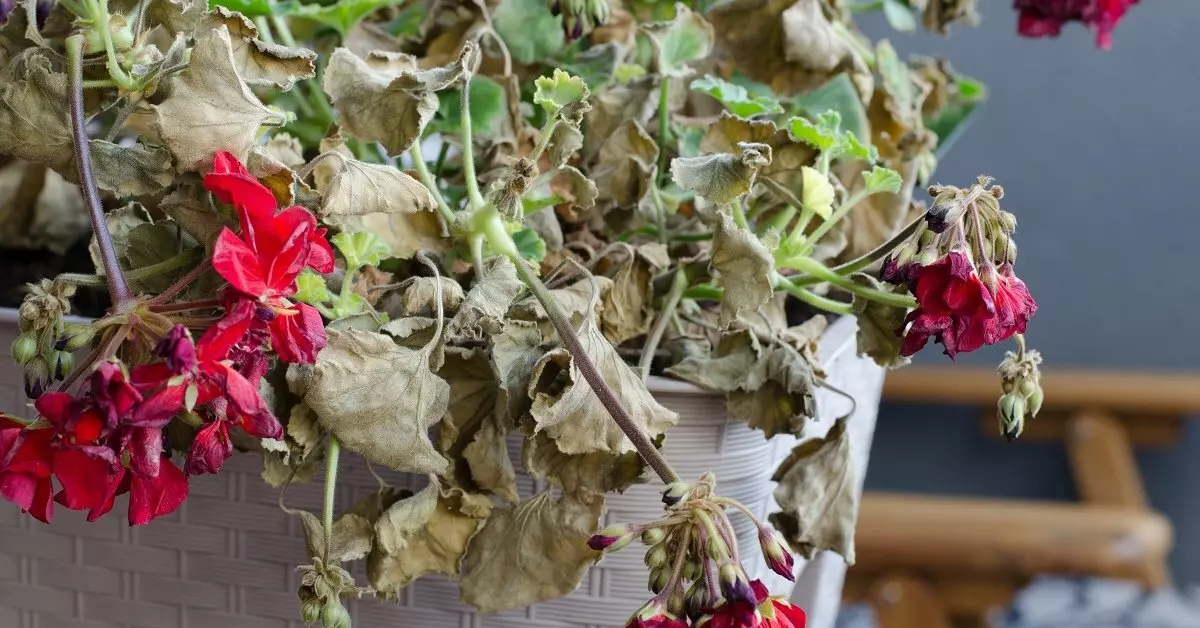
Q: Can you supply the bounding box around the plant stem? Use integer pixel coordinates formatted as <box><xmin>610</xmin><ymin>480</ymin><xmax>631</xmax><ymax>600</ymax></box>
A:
<box><xmin>67</xmin><ymin>35</ymin><xmax>133</xmax><ymax>307</ymax></box>
<box><xmin>410</xmin><ymin>142</ymin><xmax>455</xmax><ymax>225</ymax></box>
<box><xmin>780</xmin><ymin>255</ymin><xmax>917</xmax><ymax>308</ymax></box>
<box><xmin>433</xmin><ymin>142</ymin><xmax>450</xmax><ymax>178</ymax></box>
<box><xmin>459</xmin><ymin>78</ymin><xmax>485</xmax><ymax>209</ymax></box>
<box><xmin>150</xmin><ymin>298</ymin><xmax>222</xmax><ymax>314</ymax></box>
<box><xmin>512</xmin><ymin>257</ymin><xmax>679</xmax><ymax>485</ymax></box>
<box><xmin>81</xmin><ymin>79</ymin><xmax>117</xmax><ymax>89</ymax></box>
<box><xmin>529</xmin><ymin>117</ymin><xmax>560</xmax><ymax>165</ymax></box>
<box><xmin>657</xmin><ymin>77</ymin><xmax>671</xmax><ymax>185</ymax></box>
<box><xmin>827</xmin><ymin>213</ymin><xmax>924</xmax><ymax>277</ymax></box>
<box><xmin>683</xmin><ymin>283</ymin><xmax>722</xmax><ymax>301</ymax></box>
<box><xmin>796</xmin><ymin>188</ymin><xmax>871</xmax><ymax>253</ymax></box>
<box><xmin>640</xmin><ymin>268</ymin><xmax>687</xmax><ymax>380</ymax></box>
<box><xmin>151</xmin><ymin>259</ymin><xmax>212</xmax><ymax>305</ymax></box>
<box><xmin>731</xmin><ymin>200</ymin><xmax>749</xmax><ymax>231</ymax></box>
<box><xmin>322</xmin><ymin>434</ymin><xmax>341</xmax><ymax>563</ymax></box>
<box><xmin>774</xmin><ymin>274</ymin><xmax>854</xmax><ymax>315</ymax></box>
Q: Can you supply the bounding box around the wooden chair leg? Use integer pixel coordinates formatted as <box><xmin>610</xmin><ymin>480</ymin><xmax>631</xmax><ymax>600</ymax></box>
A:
<box><xmin>868</xmin><ymin>574</ymin><xmax>952</xmax><ymax>628</ymax></box>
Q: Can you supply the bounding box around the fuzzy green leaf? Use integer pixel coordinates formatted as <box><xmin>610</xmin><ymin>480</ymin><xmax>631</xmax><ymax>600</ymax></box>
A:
<box><xmin>492</xmin><ymin>0</ymin><xmax>564</xmax><ymax>65</ymax></box>
<box><xmin>882</xmin><ymin>0</ymin><xmax>918</xmax><ymax>32</ymax></box>
<box><xmin>534</xmin><ymin>69</ymin><xmax>590</xmax><ymax>118</ymax></box>
<box><xmin>295</xmin><ymin>269</ymin><xmax>332</xmax><ymax>306</ymax></box>
<box><xmin>432</xmin><ymin>76</ymin><xmax>506</xmax><ymax>138</ymax></box>
<box><xmin>690</xmin><ymin>74</ymin><xmax>782</xmax><ymax>118</ymax></box>
<box><xmin>648</xmin><ymin>4</ymin><xmax>714</xmax><ymax>78</ymax></box>
<box><xmin>862</xmin><ymin>166</ymin><xmax>902</xmax><ymax>195</ymax></box>
<box><xmin>791</xmin><ymin>74</ymin><xmax>870</xmax><ymax>150</ymax></box>
<box><xmin>332</xmin><ymin>231</ymin><xmax>391</xmax><ymax>270</ymax></box>
<box><xmin>288</xmin><ymin>0</ymin><xmax>405</xmax><ymax>38</ymax></box>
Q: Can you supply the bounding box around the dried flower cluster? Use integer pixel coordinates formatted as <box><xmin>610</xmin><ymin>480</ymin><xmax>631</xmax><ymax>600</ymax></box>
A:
<box><xmin>0</xmin><ymin>0</ymin><xmax>1077</xmax><ymax>624</ymax></box>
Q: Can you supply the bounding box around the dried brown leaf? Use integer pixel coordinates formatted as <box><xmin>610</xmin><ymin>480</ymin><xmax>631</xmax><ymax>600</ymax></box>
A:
<box><xmin>491</xmin><ymin>320</ymin><xmax>547</xmax><ymax>425</ymax></box>
<box><xmin>728</xmin><ymin>345</ymin><xmax>817</xmax><ymax>437</ymax></box>
<box><xmin>0</xmin><ymin>160</ymin><xmax>88</xmax><ymax>254</ymax></box>
<box><xmin>203</xmin><ymin>7</ymin><xmax>316</xmax><ymax>90</ymax></box>
<box><xmin>665</xmin><ymin>328</ymin><xmax>760</xmax><ymax>392</ymax></box>
<box><xmin>592</xmin><ymin>119</ymin><xmax>658</xmax><ymax>210</ymax></box>
<box><xmin>712</xmin><ymin>212</ymin><xmax>775</xmax><ymax>327</ymax></box>
<box><xmin>315</xmin><ymin>154</ymin><xmax>436</xmax><ymax>218</ymax></box>
<box><xmin>447</xmin><ymin>257</ymin><xmax>525</xmax><ymax>340</ymax></box>
<box><xmin>299</xmin><ymin>510</ymin><xmax>375</xmax><ymax>562</ymax></box>
<box><xmin>769</xmin><ymin>418</ymin><xmax>858</xmax><ymax>564</ymax></box>
<box><xmin>88</xmin><ymin>140</ymin><xmax>175</xmax><ymax>197</ymax></box>
<box><xmin>0</xmin><ymin>50</ymin><xmax>71</xmax><ymax>172</ymax></box>
<box><xmin>376</xmin><ymin>478</ymin><xmax>440</xmax><ymax>555</ymax></box>
<box><xmin>670</xmin><ymin>143</ymin><xmax>772</xmax><ymax>206</ymax></box>
<box><xmin>523</xmin><ymin>431</ymin><xmax>651</xmax><ymax>494</ymax></box>
<box><xmin>601</xmin><ymin>243</ymin><xmax>669</xmax><ymax>345</ymax></box>
<box><xmin>851</xmin><ymin>275</ymin><xmax>910</xmax><ymax>368</ymax></box>
<box><xmin>436</xmin><ymin>350</ymin><xmax>518</xmax><ymax>502</ymax></box>
<box><xmin>398</xmin><ymin>276</ymin><xmax>464</xmax><ymax>318</ymax></box>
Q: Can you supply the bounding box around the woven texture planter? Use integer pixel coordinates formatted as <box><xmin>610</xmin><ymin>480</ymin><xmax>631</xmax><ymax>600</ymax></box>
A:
<box><xmin>0</xmin><ymin>312</ymin><xmax>883</xmax><ymax>628</ymax></box>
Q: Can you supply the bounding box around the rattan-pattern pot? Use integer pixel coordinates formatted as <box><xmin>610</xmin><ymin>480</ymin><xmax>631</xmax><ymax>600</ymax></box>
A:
<box><xmin>0</xmin><ymin>310</ymin><xmax>883</xmax><ymax>628</ymax></box>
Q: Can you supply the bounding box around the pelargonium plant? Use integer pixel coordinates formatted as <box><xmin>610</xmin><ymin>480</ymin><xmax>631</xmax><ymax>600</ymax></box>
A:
<box><xmin>0</xmin><ymin>0</ymin><xmax>1053</xmax><ymax>625</ymax></box>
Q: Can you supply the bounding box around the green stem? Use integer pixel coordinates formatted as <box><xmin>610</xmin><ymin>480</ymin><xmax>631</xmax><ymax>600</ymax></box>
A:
<box><xmin>410</xmin><ymin>142</ymin><xmax>456</xmax><ymax>225</ymax></box>
<box><xmin>731</xmin><ymin>201</ymin><xmax>749</xmax><ymax>231</ymax></box>
<box><xmin>81</xmin><ymin>79</ymin><xmax>117</xmax><ymax>89</ymax></box>
<box><xmin>529</xmin><ymin>117</ymin><xmax>560</xmax><ymax>165</ymax></box>
<box><xmin>796</xmin><ymin>189</ymin><xmax>871</xmax><ymax>253</ymax></box>
<box><xmin>639</xmin><ymin>268</ymin><xmax>687</xmax><ymax>380</ymax></box>
<box><xmin>253</xmin><ymin>16</ymin><xmax>276</xmax><ymax>44</ymax></box>
<box><xmin>657</xmin><ymin>77</ymin><xmax>671</xmax><ymax>185</ymax></box>
<box><xmin>683</xmin><ymin>283</ymin><xmax>722</xmax><ymax>301</ymax></box>
<box><xmin>67</xmin><ymin>35</ymin><xmax>133</xmax><ymax>307</ymax></box>
<box><xmin>774</xmin><ymin>274</ymin><xmax>854</xmax><ymax>315</ymax></box>
<box><xmin>780</xmin><ymin>256</ymin><xmax>917</xmax><ymax>308</ymax></box>
<box><xmin>763</xmin><ymin>205</ymin><xmax>796</xmax><ymax>234</ymax></box>
<box><xmin>512</xmin><ymin>256</ymin><xmax>679</xmax><ymax>485</ymax></box>
<box><xmin>322</xmin><ymin>434</ymin><xmax>340</xmax><ymax>564</ymax></box>
<box><xmin>83</xmin><ymin>0</ymin><xmax>136</xmax><ymax>90</ymax></box>
<box><xmin>459</xmin><ymin>78</ymin><xmax>485</xmax><ymax>209</ymax></box>
<box><xmin>339</xmin><ymin>265</ymin><xmax>358</xmax><ymax>303</ymax></box>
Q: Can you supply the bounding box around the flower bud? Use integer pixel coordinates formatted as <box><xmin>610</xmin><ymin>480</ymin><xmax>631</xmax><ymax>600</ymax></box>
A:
<box><xmin>301</xmin><ymin>598</ymin><xmax>322</xmax><ymax>624</ymax></box>
<box><xmin>757</xmin><ymin>527</ymin><xmax>795</xmax><ymax>581</ymax></box>
<box><xmin>998</xmin><ymin>393</ymin><xmax>1026</xmax><ymax>442</ymax></box>
<box><xmin>719</xmin><ymin>565</ymin><xmax>756</xmax><ymax>608</ymax></box>
<box><xmin>641</xmin><ymin>527</ymin><xmax>666</xmax><ymax>545</ymax></box>
<box><xmin>644</xmin><ymin>543</ymin><xmax>669</xmax><ymax>569</ymax></box>
<box><xmin>55</xmin><ymin>323</ymin><xmax>95</xmax><ymax>352</ymax></box>
<box><xmin>10</xmin><ymin>332</ymin><xmax>38</xmax><ymax>365</ymax></box>
<box><xmin>998</xmin><ymin>210</ymin><xmax>1017</xmax><ymax>232</ymax></box>
<box><xmin>682</xmin><ymin>558</ymin><xmax>701</xmax><ymax>581</ymax></box>
<box><xmin>662</xmin><ymin>481</ymin><xmax>690</xmax><ymax>507</ymax></box>
<box><xmin>686</xmin><ymin>581</ymin><xmax>713</xmax><ymax>618</ymax></box>
<box><xmin>321</xmin><ymin>598</ymin><xmax>351</xmax><ymax>628</ymax></box>
<box><xmin>666</xmin><ymin>587</ymin><xmax>687</xmax><ymax>616</ymax></box>
<box><xmin>51</xmin><ymin>350</ymin><xmax>73</xmax><ymax>380</ymax></box>
<box><xmin>23</xmin><ymin>357</ymin><xmax>49</xmax><ymax>399</ymax></box>
<box><xmin>649</xmin><ymin>566</ymin><xmax>671</xmax><ymax>594</ymax></box>
<box><xmin>588</xmin><ymin>524</ymin><xmax>638</xmax><ymax>552</ymax></box>
<box><xmin>705</xmin><ymin>535</ymin><xmax>726</xmax><ymax>561</ymax></box>
<box><xmin>1027</xmin><ymin>386</ymin><xmax>1044</xmax><ymax>418</ymax></box>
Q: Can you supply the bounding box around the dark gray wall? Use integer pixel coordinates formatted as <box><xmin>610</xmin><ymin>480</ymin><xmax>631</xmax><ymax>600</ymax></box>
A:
<box><xmin>856</xmin><ymin>3</ymin><xmax>1200</xmax><ymax>583</ymax></box>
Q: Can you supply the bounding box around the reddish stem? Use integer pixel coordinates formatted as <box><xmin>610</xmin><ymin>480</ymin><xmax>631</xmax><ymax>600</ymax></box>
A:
<box><xmin>150</xmin><ymin>260</ymin><xmax>214</xmax><ymax>305</ymax></box>
<box><xmin>150</xmin><ymin>298</ymin><xmax>223</xmax><ymax>314</ymax></box>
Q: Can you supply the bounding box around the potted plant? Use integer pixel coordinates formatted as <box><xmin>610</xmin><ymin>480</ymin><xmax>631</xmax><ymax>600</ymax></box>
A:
<box><xmin>0</xmin><ymin>0</ymin><xmax>1111</xmax><ymax>625</ymax></box>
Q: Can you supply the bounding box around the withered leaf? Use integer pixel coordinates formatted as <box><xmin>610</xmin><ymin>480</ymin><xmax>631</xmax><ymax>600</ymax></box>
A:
<box><xmin>376</xmin><ymin>478</ymin><xmax>440</xmax><ymax>555</ymax></box>
<box><xmin>367</xmin><ymin>488</ymin><xmax>493</xmax><ymax>594</ymax></box>
<box><xmin>700</xmin><ymin>113</ymin><xmax>816</xmax><ymax>187</ymax></box>
<box><xmin>459</xmin><ymin>490</ymin><xmax>604</xmax><ymax>613</ymax></box>
<box><xmin>728</xmin><ymin>345</ymin><xmax>817</xmax><ymax>437</ymax></box>
<box><xmin>203</xmin><ymin>7</ymin><xmax>317</xmax><ymax>90</ymax></box>
<box><xmin>246</xmin><ymin>145</ymin><xmax>300</xmax><ymax>205</ymax></box>
<box><xmin>397</xmin><ymin>276</ymin><xmax>464</xmax><ymax>318</ymax></box>
<box><xmin>88</xmin><ymin>140</ymin><xmax>175</xmax><ymax>197</ymax></box>
<box><xmin>665</xmin><ymin>328</ymin><xmax>760</xmax><ymax>392</ymax></box>
<box><xmin>491</xmin><ymin>320</ymin><xmax>547</xmax><ymax>424</ymax></box>
<box><xmin>851</xmin><ymin>274</ymin><xmax>910</xmax><ymax>368</ymax></box>
<box><xmin>448</xmin><ymin>257</ymin><xmax>524</xmax><ymax>340</ymax></box>
<box><xmin>303</xmin><ymin>329</ymin><xmax>449</xmax><ymax>474</ymax></box>
<box><xmin>160</xmin><ymin>181</ymin><xmax>232</xmax><ymax>252</ymax></box>
<box><xmin>462</xmin><ymin>421</ymin><xmax>518</xmax><ymax>503</ymax></box>
<box><xmin>326</xmin><ymin>209</ymin><xmax>448</xmax><ymax>261</ymax></box>
<box><xmin>712</xmin><ymin>212</ymin><xmax>775</xmax><ymax>327</ymax></box>
<box><xmin>528</xmin><ymin>310</ymin><xmax>677</xmax><ymax>455</ymax></box>
<box><xmin>583</xmin><ymin>77</ymin><xmax>658</xmax><ymax>162</ymax></box>
<box><xmin>523</xmin><ymin>431</ymin><xmax>651</xmax><ymax>494</ymax></box>
<box><xmin>670</xmin><ymin>143</ymin><xmax>772</xmax><ymax>206</ymax></box>
<box><xmin>549</xmin><ymin>165</ymin><xmax>598</xmax><ymax>221</ymax></box>
<box><xmin>153</xmin><ymin>26</ymin><xmax>284</xmax><ymax>172</ymax></box>
<box><xmin>437</xmin><ymin>350</ymin><xmax>518</xmax><ymax>502</ymax></box>
<box><xmin>769</xmin><ymin>418</ymin><xmax>858</xmax><ymax>564</ymax></box>
<box><xmin>601</xmin><ymin>243</ymin><xmax>669</xmax><ymax>345</ymax></box>
<box><xmin>549</xmin><ymin>123</ymin><xmax>584</xmax><ymax>169</ymax></box>
<box><xmin>592</xmin><ymin>119</ymin><xmax>658</xmax><ymax>209</ymax></box>
<box><xmin>0</xmin><ymin>160</ymin><xmax>88</xmax><ymax>254</ymax></box>
<box><xmin>510</xmin><ymin>276</ymin><xmax>612</xmax><ymax>327</ymax></box>
<box><xmin>299</xmin><ymin>510</ymin><xmax>375</xmax><ymax>562</ymax></box>
<box><xmin>133</xmin><ymin>0</ymin><xmax>207</xmax><ymax>35</ymax></box>
<box><xmin>315</xmin><ymin>153</ymin><xmax>437</xmax><ymax>218</ymax></box>
<box><xmin>0</xmin><ymin>50</ymin><xmax>72</xmax><ymax>172</ymax></box>
<box><xmin>287</xmin><ymin>403</ymin><xmax>324</xmax><ymax>461</ymax></box>
<box><xmin>323</xmin><ymin>46</ymin><xmax>470</xmax><ymax>155</ymax></box>
<box><xmin>263</xmin><ymin>133</ymin><xmax>306</xmax><ymax>168</ymax></box>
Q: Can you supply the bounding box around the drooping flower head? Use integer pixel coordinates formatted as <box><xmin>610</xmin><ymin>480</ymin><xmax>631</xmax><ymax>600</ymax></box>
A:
<box><xmin>1013</xmin><ymin>0</ymin><xmax>1139</xmax><ymax>49</ymax></box>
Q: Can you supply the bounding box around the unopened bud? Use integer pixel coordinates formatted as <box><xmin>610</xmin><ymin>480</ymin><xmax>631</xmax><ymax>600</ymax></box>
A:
<box><xmin>686</xmin><ymin>581</ymin><xmax>713</xmax><ymax>618</ymax></box>
<box><xmin>321</xmin><ymin>598</ymin><xmax>351</xmax><ymax>628</ymax></box>
<box><xmin>51</xmin><ymin>351</ymin><xmax>73</xmax><ymax>380</ymax></box>
<box><xmin>758</xmin><ymin>527</ymin><xmax>795</xmax><ymax>581</ymax></box>
<box><xmin>719</xmin><ymin>564</ymin><xmax>756</xmax><ymax>607</ymax></box>
<box><xmin>706</xmin><ymin>535</ymin><xmax>726</xmax><ymax>561</ymax></box>
<box><xmin>662</xmin><ymin>482</ymin><xmax>690</xmax><ymax>507</ymax></box>
<box><xmin>10</xmin><ymin>332</ymin><xmax>38</xmax><ymax>365</ymax></box>
<box><xmin>56</xmin><ymin>324</ymin><xmax>94</xmax><ymax>352</ymax></box>
<box><xmin>588</xmin><ymin>524</ymin><xmax>637</xmax><ymax>552</ymax></box>
<box><xmin>998</xmin><ymin>211</ymin><xmax>1017</xmax><ymax>232</ymax></box>
<box><xmin>649</xmin><ymin>566</ymin><xmax>671</xmax><ymax>594</ymax></box>
<box><xmin>682</xmin><ymin>558</ymin><xmax>701</xmax><ymax>581</ymax></box>
<box><xmin>666</xmin><ymin>587</ymin><xmax>687</xmax><ymax>616</ymax></box>
<box><xmin>990</xmin><ymin>184</ymin><xmax>1005</xmax><ymax>199</ymax></box>
<box><xmin>1027</xmin><ymin>387</ymin><xmax>1044</xmax><ymax>418</ymax></box>
<box><xmin>19</xmin><ymin>301</ymin><xmax>40</xmax><ymax>323</ymax></box>
<box><xmin>998</xmin><ymin>393</ymin><xmax>1026</xmax><ymax>442</ymax></box>
<box><xmin>645</xmin><ymin>543</ymin><xmax>668</xmax><ymax>569</ymax></box>
<box><xmin>641</xmin><ymin>527</ymin><xmax>666</xmax><ymax>545</ymax></box>
<box><xmin>23</xmin><ymin>358</ymin><xmax>49</xmax><ymax>399</ymax></box>
<box><xmin>301</xmin><ymin>599</ymin><xmax>322</xmax><ymax>624</ymax></box>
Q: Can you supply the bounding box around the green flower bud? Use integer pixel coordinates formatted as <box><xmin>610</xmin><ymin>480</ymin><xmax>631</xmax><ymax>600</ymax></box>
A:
<box><xmin>56</xmin><ymin>323</ymin><xmax>94</xmax><ymax>352</ymax></box>
<box><xmin>301</xmin><ymin>599</ymin><xmax>322</xmax><ymax>624</ymax></box>
<box><xmin>682</xmin><ymin>558</ymin><xmax>701</xmax><ymax>581</ymax></box>
<box><xmin>661</xmin><ymin>481</ymin><xmax>690</xmax><ymax>507</ymax></box>
<box><xmin>1027</xmin><ymin>386</ymin><xmax>1044</xmax><ymax>418</ymax></box>
<box><xmin>23</xmin><ymin>357</ymin><xmax>49</xmax><ymax>399</ymax></box>
<box><xmin>644</xmin><ymin>543</ymin><xmax>668</xmax><ymax>569</ymax></box>
<box><xmin>1018</xmin><ymin>378</ymin><xmax>1037</xmax><ymax>398</ymax></box>
<box><xmin>51</xmin><ymin>351</ymin><xmax>73</xmax><ymax>381</ymax></box>
<box><xmin>641</xmin><ymin>527</ymin><xmax>666</xmax><ymax>545</ymax></box>
<box><xmin>998</xmin><ymin>393</ymin><xmax>1026</xmax><ymax>442</ymax></box>
<box><xmin>321</xmin><ymin>598</ymin><xmax>352</xmax><ymax>628</ymax></box>
<box><xmin>10</xmin><ymin>332</ymin><xmax>38</xmax><ymax>365</ymax></box>
<box><xmin>998</xmin><ymin>211</ymin><xmax>1017</xmax><ymax>233</ymax></box>
<box><xmin>649</xmin><ymin>566</ymin><xmax>670</xmax><ymax>594</ymax></box>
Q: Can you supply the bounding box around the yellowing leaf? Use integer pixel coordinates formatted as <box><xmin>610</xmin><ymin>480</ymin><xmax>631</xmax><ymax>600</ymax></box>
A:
<box><xmin>302</xmin><ymin>329</ymin><xmax>449</xmax><ymax>474</ymax></box>
<box><xmin>367</xmin><ymin>488</ymin><xmax>493</xmax><ymax>595</ymax></box>
<box><xmin>712</xmin><ymin>212</ymin><xmax>775</xmax><ymax>327</ymax></box>
<box><xmin>769</xmin><ymin>418</ymin><xmax>858</xmax><ymax>564</ymax></box>
<box><xmin>315</xmin><ymin>153</ymin><xmax>436</xmax><ymax>218</ymax></box>
<box><xmin>204</xmin><ymin>7</ymin><xmax>316</xmax><ymax>90</ymax></box>
<box><xmin>459</xmin><ymin>491</ymin><xmax>604</xmax><ymax>613</ymax></box>
<box><xmin>528</xmin><ymin>310</ymin><xmax>677</xmax><ymax>455</ymax></box>
<box><xmin>0</xmin><ymin>50</ymin><xmax>72</xmax><ymax>172</ymax></box>
<box><xmin>375</xmin><ymin>478</ymin><xmax>440</xmax><ymax>555</ymax></box>
<box><xmin>800</xmin><ymin>165</ymin><xmax>834</xmax><ymax>220</ymax></box>
<box><xmin>153</xmin><ymin>26</ymin><xmax>283</xmax><ymax>172</ymax></box>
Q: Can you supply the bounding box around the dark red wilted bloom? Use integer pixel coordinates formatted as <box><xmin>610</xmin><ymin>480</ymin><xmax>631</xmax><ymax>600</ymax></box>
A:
<box><xmin>899</xmin><ymin>250</ymin><xmax>996</xmax><ymax>359</ymax></box>
<box><xmin>206</xmin><ymin>152</ymin><xmax>331</xmax><ymax>364</ymax></box>
<box><xmin>0</xmin><ymin>417</ymin><xmax>54</xmax><ymax>523</ymax></box>
<box><xmin>696</xmin><ymin>579</ymin><xmax>766</xmax><ymax>627</ymax></box>
<box><xmin>985</xmin><ymin>264</ymin><xmax>1038</xmax><ymax>345</ymax></box>
<box><xmin>626</xmin><ymin>599</ymin><xmax>690</xmax><ymax>628</ymax></box>
<box><xmin>1013</xmin><ymin>0</ymin><xmax>1139</xmax><ymax>49</ymax></box>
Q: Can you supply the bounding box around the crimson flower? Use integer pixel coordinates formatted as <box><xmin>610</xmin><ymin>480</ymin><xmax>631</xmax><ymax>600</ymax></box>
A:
<box><xmin>898</xmin><ymin>250</ymin><xmax>997</xmax><ymax>359</ymax></box>
<box><xmin>0</xmin><ymin>417</ymin><xmax>54</xmax><ymax>523</ymax></box>
<box><xmin>696</xmin><ymin>579</ymin><xmax>766</xmax><ymax>627</ymax></box>
<box><xmin>1013</xmin><ymin>0</ymin><xmax>1139</xmax><ymax>49</ymax></box>
<box><xmin>985</xmin><ymin>264</ymin><xmax>1037</xmax><ymax>346</ymax></box>
<box><xmin>205</xmin><ymin>151</ymin><xmax>332</xmax><ymax>364</ymax></box>
<box><xmin>626</xmin><ymin>599</ymin><xmax>690</xmax><ymax>628</ymax></box>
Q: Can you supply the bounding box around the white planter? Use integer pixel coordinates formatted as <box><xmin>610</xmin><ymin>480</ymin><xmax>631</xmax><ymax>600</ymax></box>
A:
<box><xmin>0</xmin><ymin>308</ymin><xmax>883</xmax><ymax>628</ymax></box>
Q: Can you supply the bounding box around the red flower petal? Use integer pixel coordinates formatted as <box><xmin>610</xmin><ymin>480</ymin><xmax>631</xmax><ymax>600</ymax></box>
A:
<box><xmin>34</xmin><ymin>391</ymin><xmax>76</xmax><ymax>434</ymax></box>
<box><xmin>205</xmin><ymin>151</ymin><xmax>278</xmax><ymax>216</ymax></box>
<box><xmin>307</xmin><ymin>227</ymin><xmax>335</xmax><ymax>274</ymax></box>
<box><xmin>128</xmin><ymin>385</ymin><xmax>186</xmax><ymax>428</ymax></box>
<box><xmin>128</xmin><ymin>456</ymin><xmax>188</xmax><ymax>526</ymax></box>
<box><xmin>128</xmin><ymin>427</ymin><xmax>164</xmax><ymax>478</ymax></box>
<box><xmin>53</xmin><ymin>448</ymin><xmax>119</xmax><ymax>513</ymax></box>
<box><xmin>213</xmin><ymin>228</ymin><xmax>271</xmax><ymax>297</ymax></box>
<box><xmin>268</xmin><ymin>302</ymin><xmax>327</xmax><ymax>364</ymax></box>
<box><xmin>0</xmin><ymin>473</ymin><xmax>53</xmax><ymax>523</ymax></box>
<box><xmin>185</xmin><ymin>421</ymin><xmax>233</xmax><ymax>476</ymax></box>
<box><xmin>213</xmin><ymin>362</ymin><xmax>267</xmax><ymax>419</ymax></box>
<box><xmin>197</xmin><ymin>298</ymin><xmax>256</xmax><ymax>362</ymax></box>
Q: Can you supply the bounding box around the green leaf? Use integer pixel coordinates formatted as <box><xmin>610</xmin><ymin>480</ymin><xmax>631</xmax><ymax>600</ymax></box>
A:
<box><xmin>787</xmin><ymin>112</ymin><xmax>841</xmax><ymax>153</ymax></box>
<box><xmin>512</xmin><ymin>227</ymin><xmax>547</xmax><ymax>263</ymax></box>
<box><xmin>533</xmin><ymin>69</ymin><xmax>590</xmax><ymax>118</ymax></box>
<box><xmin>332</xmin><ymin>231</ymin><xmax>392</xmax><ymax>270</ymax></box>
<box><xmin>557</xmin><ymin>41</ymin><xmax>620</xmax><ymax>90</ymax></box>
<box><xmin>287</xmin><ymin>0</ymin><xmax>405</xmax><ymax>38</ymax></box>
<box><xmin>295</xmin><ymin>269</ymin><xmax>332</xmax><ymax>305</ymax></box>
<box><xmin>649</xmin><ymin>4</ymin><xmax>714</xmax><ymax>78</ymax></box>
<box><xmin>927</xmin><ymin>74</ymin><xmax>987</xmax><ymax>157</ymax></box>
<box><xmin>791</xmin><ymin>74</ymin><xmax>869</xmax><ymax>145</ymax></box>
<box><xmin>209</xmin><ymin>0</ymin><xmax>274</xmax><ymax>17</ymax></box>
<box><xmin>386</xmin><ymin>2</ymin><xmax>426</xmax><ymax>38</ymax></box>
<box><xmin>690</xmin><ymin>75</ymin><xmax>783</xmax><ymax>118</ymax></box>
<box><xmin>431</xmin><ymin>76</ymin><xmax>506</xmax><ymax>138</ymax></box>
<box><xmin>613</xmin><ymin>63</ymin><xmax>647</xmax><ymax>83</ymax></box>
<box><xmin>882</xmin><ymin>0</ymin><xmax>917</xmax><ymax>32</ymax></box>
<box><xmin>862</xmin><ymin>166</ymin><xmax>902</xmax><ymax>195</ymax></box>
<box><xmin>492</xmin><ymin>0</ymin><xmax>565</xmax><ymax>65</ymax></box>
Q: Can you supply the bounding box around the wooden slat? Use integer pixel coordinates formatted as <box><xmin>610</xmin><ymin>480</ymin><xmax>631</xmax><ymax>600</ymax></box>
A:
<box><xmin>883</xmin><ymin>367</ymin><xmax>1200</xmax><ymax>415</ymax></box>
<box><xmin>976</xmin><ymin>410</ymin><xmax>1182</xmax><ymax>446</ymax></box>
<box><xmin>867</xmin><ymin>575</ymin><xmax>952</xmax><ymax>628</ymax></box>
<box><xmin>856</xmin><ymin>492</ymin><xmax>1173</xmax><ymax>585</ymax></box>
<box><xmin>846</xmin><ymin>574</ymin><xmax>1020</xmax><ymax>619</ymax></box>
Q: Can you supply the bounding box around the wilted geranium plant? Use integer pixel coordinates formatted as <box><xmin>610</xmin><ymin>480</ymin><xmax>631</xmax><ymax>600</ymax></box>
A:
<box><xmin>0</xmin><ymin>0</ymin><xmax>1051</xmax><ymax>625</ymax></box>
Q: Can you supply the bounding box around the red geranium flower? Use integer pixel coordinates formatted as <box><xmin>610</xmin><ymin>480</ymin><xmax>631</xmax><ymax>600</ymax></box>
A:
<box><xmin>899</xmin><ymin>250</ymin><xmax>997</xmax><ymax>359</ymax></box>
<box><xmin>626</xmin><ymin>599</ymin><xmax>690</xmax><ymax>628</ymax></box>
<box><xmin>205</xmin><ymin>151</ymin><xmax>332</xmax><ymax>364</ymax></box>
<box><xmin>985</xmin><ymin>264</ymin><xmax>1037</xmax><ymax>345</ymax></box>
<box><xmin>696</xmin><ymin>579</ymin><xmax>766</xmax><ymax>627</ymax></box>
<box><xmin>754</xmin><ymin>580</ymin><xmax>806</xmax><ymax>628</ymax></box>
<box><xmin>0</xmin><ymin>417</ymin><xmax>55</xmax><ymax>523</ymax></box>
<box><xmin>1013</xmin><ymin>0</ymin><xmax>1139</xmax><ymax>49</ymax></box>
